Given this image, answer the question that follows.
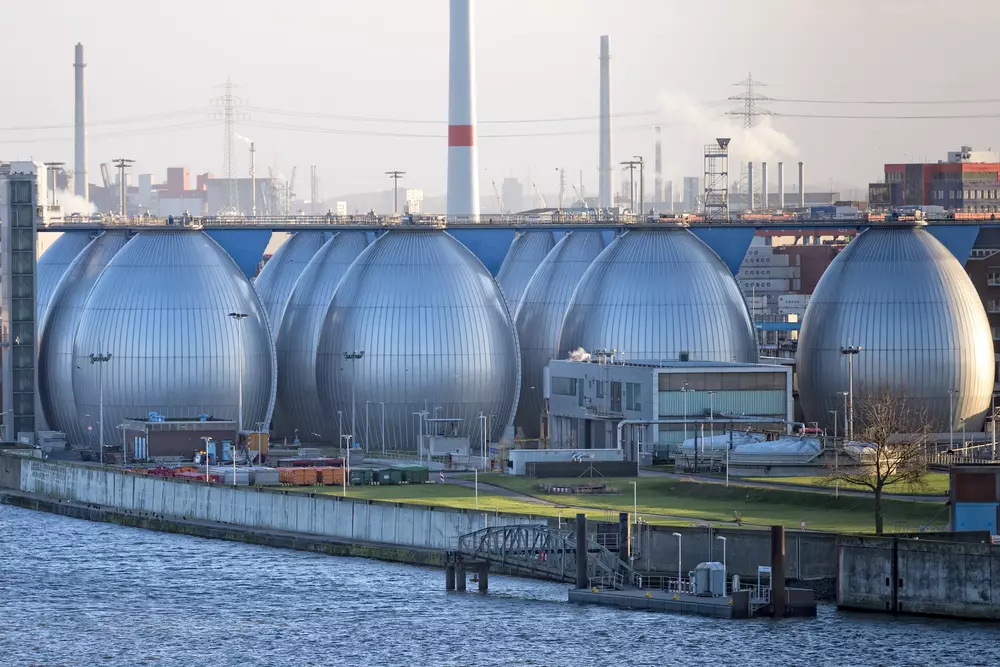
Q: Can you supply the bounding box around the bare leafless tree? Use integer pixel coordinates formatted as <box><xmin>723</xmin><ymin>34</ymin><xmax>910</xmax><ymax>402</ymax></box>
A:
<box><xmin>825</xmin><ymin>388</ymin><xmax>932</xmax><ymax>534</ymax></box>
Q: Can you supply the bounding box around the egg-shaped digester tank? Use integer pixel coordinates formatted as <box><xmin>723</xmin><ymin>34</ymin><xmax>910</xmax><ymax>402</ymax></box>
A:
<box><xmin>37</xmin><ymin>232</ymin><xmax>93</xmax><ymax>330</ymax></box>
<box><xmin>558</xmin><ymin>227</ymin><xmax>758</xmax><ymax>363</ymax></box>
<box><xmin>254</xmin><ymin>231</ymin><xmax>326</xmax><ymax>339</ymax></box>
<box><xmin>39</xmin><ymin>231</ymin><xmax>131</xmax><ymax>444</ymax></box>
<box><xmin>515</xmin><ymin>231</ymin><xmax>604</xmax><ymax>438</ymax></box>
<box><xmin>71</xmin><ymin>230</ymin><xmax>276</xmax><ymax>444</ymax></box>
<box><xmin>274</xmin><ymin>231</ymin><xmax>369</xmax><ymax>439</ymax></box>
<box><xmin>797</xmin><ymin>224</ymin><xmax>994</xmax><ymax>432</ymax></box>
<box><xmin>317</xmin><ymin>228</ymin><xmax>519</xmax><ymax>450</ymax></box>
<box><xmin>496</xmin><ymin>231</ymin><xmax>555</xmax><ymax>310</ymax></box>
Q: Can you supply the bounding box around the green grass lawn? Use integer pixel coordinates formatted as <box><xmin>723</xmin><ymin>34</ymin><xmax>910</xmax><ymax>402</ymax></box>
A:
<box><xmin>742</xmin><ymin>472</ymin><xmax>950</xmax><ymax>496</ymax></box>
<box><xmin>474</xmin><ymin>474</ymin><xmax>948</xmax><ymax>534</ymax></box>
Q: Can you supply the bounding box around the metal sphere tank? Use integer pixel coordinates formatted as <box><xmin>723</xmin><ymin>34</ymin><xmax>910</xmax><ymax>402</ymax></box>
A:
<box><xmin>558</xmin><ymin>227</ymin><xmax>758</xmax><ymax>363</ymax></box>
<box><xmin>37</xmin><ymin>232</ymin><xmax>93</xmax><ymax>330</ymax></box>
<box><xmin>71</xmin><ymin>230</ymin><xmax>276</xmax><ymax>444</ymax></box>
<box><xmin>496</xmin><ymin>231</ymin><xmax>555</xmax><ymax>310</ymax></box>
<box><xmin>316</xmin><ymin>228</ymin><xmax>519</xmax><ymax>449</ymax></box>
<box><xmin>254</xmin><ymin>231</ymin><xmax>326</xmax><ymax>339</ymax></box>
<box><xmin>275</xmin><ymin>232</ymin><xmax>369</xmax><ymax>439</ymax></box>
<box><xmin>39</xmin><ymin>231</ymin><xmax>131</xmax><ymax>443</ymax></box>
<box><xmin>797</xmin><ymin>224</ymin><xmax>994</xmax><ymax>432</ymax></box>
<box><xmin>515</xmin><ymin>231</ymin><xmax>604</xmax><ymax>438</ymax></box>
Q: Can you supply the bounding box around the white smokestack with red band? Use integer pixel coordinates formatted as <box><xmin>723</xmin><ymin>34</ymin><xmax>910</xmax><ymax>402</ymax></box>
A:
<box><xmin>447</xmin><ymin>0</ymin><xmax>480</xmax><ymax>219</ymax></box>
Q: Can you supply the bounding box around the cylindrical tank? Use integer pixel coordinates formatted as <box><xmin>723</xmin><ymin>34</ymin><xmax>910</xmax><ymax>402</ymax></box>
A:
<box><xmin>317</xmin><ymin>228</ymin><xmax>518</xmax><ymax>450</ymax></box>
<box><xmin>515</xmin><ymin>231</ymin><xmax>604</xmax><ymax>438</ymax></box>
<box><xmin>37</xmin><ymin>232</ymin><xmax>93</xmax><ymax>331</ymax></box>
<box><xmin>559</xmin><ymin>227</ymin><xmax>758</xmax><ymax>363</ymax></box>
<box><xmin>253</xmin><ymin>231</ymin><xmax>326</xmax><ymax>339</ymax></box>
<box><xmin>496</xmin><ymin>231</ymin><xmax>555</xmax><ymax>310</ymax></box>
<box><xmin>71</xmin><ymin>230</ymin><xmax>276</xmax><ymax>444</ymax></box>
<box><xmin>797</xmin><ymin>224</ymin><xmax>994</xmax><ymax>432</ymax></box>
<box><xmin>39</xmin><ymin>231</ymin><xmax>131</xmax><ymax>443</ymax></box>
<box><xmin>275</xmin><ymin>232</ymin><xmax>369</xmax><ymax>439</ymax></box>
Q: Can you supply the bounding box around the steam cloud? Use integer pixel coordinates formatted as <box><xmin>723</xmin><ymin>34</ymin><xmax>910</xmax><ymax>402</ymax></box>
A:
<box><xmin>57</xmin><ymin>190</ymin><xmax>96</xmax><ymax>215</ymax></box>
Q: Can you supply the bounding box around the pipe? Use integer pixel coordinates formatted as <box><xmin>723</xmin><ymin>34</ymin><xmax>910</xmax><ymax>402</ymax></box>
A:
<box><xmin>74</xmin><ymin>43</ymin><xmax>88</xmax><ymax>201</ymax></box>
<box><xmin>798</xmin><ymin>161</ymin><xmax>805</xmax><ymax>208</ymax></box>
<box><xmin>654</xmin><ymin>125</ymin><xmax>662</xmax><ymax>205</ymax></box>
<box><xmin>777</xmin><ymin>162</ymin><xmax>785</xmax><ymax>209</ymax></box>
<box><xmin>761</xmin><ymin>162</ymin><xmax>768</xmax><ymax>210</ymax></box>
<box><xmin>447</xmin><ymin>0</ymin><xmax>480</xmax><ymax>219</ymax></box>
<box><xmin>598</xmin><ymin>35</ymin><xmax>613</xmax><ymax>210</ymax></box>
<box><xmin>747</xmin><ymin>162</ymin><xmax>755</xmax><ymax>210</ymax></box>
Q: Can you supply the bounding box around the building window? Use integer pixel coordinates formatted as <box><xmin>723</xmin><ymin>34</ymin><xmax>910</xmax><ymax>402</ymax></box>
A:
<box><xmin>611</xmin><ymin>382</ymin><xmax>622</xmax><ymax>412</ymax></box>
<box><xmin>625</xmin><ymin>382</ymin><xmax>642</xmax><ymax>411</ymax></box>
<box><xmin>989</xmin><ymin>299</ymin><xmax>1000</xmax><ymax>313</ymax></box>
<box><xmin>992</xmin><ymin>326</ymin><xmax>1000</xmax><ymax>340</ymax></box>
<box><xmin>988</xmin><ymin>272</ymin><xmax>1000</xmax><ymax>286</ymax></box>
<box><xmin>595</xmin><ymin>380</ymin><xmax>604</xmax><ymax>399</ymax></box>
<box><xmin>552</xmin><ymin>377</ymin><xmax>577</xmax><ymax>396</ymax></box>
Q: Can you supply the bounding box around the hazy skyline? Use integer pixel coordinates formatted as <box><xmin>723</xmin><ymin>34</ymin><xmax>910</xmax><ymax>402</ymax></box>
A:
<box><xmin>4</xmin><ymin>0</ymin><xmax>1000</xmax><ymax>202</ymax></box>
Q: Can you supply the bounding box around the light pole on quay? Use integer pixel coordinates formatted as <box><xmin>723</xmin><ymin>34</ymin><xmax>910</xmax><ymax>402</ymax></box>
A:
<box><xmin>89</xmin><ymin>353</ymin><xmax>112</xmax><ymax>465</ymax></box>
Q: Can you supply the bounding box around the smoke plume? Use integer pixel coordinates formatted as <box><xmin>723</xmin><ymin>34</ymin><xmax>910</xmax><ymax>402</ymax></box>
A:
<box><xmin>57</xmin><ymin>190</ymin><xmax>96</xmax><ymax>215</ymax></box>
<box><xmin>568</xmin><ymin>347</ymin><xmax>591</xmax><ymax>362</ymax></box>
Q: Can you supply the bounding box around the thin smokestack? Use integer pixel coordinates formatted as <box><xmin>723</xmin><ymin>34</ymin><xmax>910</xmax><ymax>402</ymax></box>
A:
<box><xmin>74</xmin><ymin>43</ymin><xmax>88</xmax><ymax>201</ymax></box>
<box><xmin>747</xmin><ymin>162</ymin><xmax>754</xmax><ymax>210</ymax></box>
<box><xmin>777</xmin><ymin>161</ymin><xmax>785</xmax><ymax>209</ymax></box>
<box><xmin>654</xmin><ymin>125</ymin><xmax>662</xmax><ymax>204</ymax></box>
<box><xmin>761</xmin><ymin>161</ymin><xmax>768</xmax><ymax>210</ymax></box>
<box><xmin>798</xmin><ymin>161</ymin><xmax>805</xmax><ymax>207</ymax></box>
<box><xmin>447</xmin><ymin>0</ymin><xmax>479</xmax><ymax>218</ymax></box>
<box><xmin>598</xmin><ymin>35</ymin><xmax>613</xmax><ymax>209</ymax></box>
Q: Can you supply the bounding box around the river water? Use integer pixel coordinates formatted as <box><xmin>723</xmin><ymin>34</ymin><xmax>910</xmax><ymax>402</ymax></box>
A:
<box><xmin>0</xmin><ymin>505</ymin><xmax>995</xmax><ymax>667</ymax></box>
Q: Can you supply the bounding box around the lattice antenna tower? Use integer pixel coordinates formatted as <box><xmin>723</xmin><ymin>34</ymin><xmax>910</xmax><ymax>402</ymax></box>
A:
<box><xmin>727</xmin><ymin>73</ymin><xmax>772</xmax><ymax>129</ymax></box>
<box><xmin>210</xmin><ymin>78</ymin><xmax>249</xmax><ymax>214</ymax></box>
<box><xmin>704</xmin><ymin>138</ymin><xmax>731</xmax><ymax>223</ymax></box>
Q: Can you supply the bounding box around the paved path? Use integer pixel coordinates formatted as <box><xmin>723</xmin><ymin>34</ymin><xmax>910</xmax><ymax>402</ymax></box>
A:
<box><xmin>638</xmin><ymin>468</ymin><xmax>945</xmax><ymax>503</ymax></box>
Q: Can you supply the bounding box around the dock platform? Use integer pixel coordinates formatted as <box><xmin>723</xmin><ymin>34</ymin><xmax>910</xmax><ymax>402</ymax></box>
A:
<box><xmin>568</xmin><ymin>586</ymin><xmax>816</xmax><ymax>619</ymax></box>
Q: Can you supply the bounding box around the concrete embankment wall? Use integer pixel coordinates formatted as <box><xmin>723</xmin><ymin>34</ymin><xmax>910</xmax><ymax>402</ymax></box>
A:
<box><xmin>2</xmin><ymin>455</ymin><xmax>537</xmax><ymax>552</ymax></box>
<box><xmin>838</xmin><ymin>535</ymin><xmax>1000</xmax><ymax>620</ymax></box>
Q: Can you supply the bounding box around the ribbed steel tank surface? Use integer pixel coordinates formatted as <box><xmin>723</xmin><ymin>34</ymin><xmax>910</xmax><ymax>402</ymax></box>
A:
<box><xmin>495</xmin><ymin>231</ymin><xmax>555</xmax><ymax>310</ymax></box>
<box><xmin>38</xmin><ymin>231</ymin><xmax>131</xmax><ymax>444</ymax></box>
<box><xmin>37</xmin><ymin>232</ymin><xmax>93</xmax><ymax>331</ymax></box>
<box><xmin>797</xmin><ymin>224</ymin><xmax>994</xmax><ymax>432</ymax></box>
<box><xmin>70</xmin><ymin>230</ymin><xmax>276</xmax><ymax>443</ymax></box>
<box><xmin>274</xmin><ymin>231</ymin><xmax>369</xmax><ymax>439</ymax></box>
<box><xmin>558</xmin><ymin>227</ymin><xmax>758</xmax><ymax>364</ymax></box>
<box><xmin>316</xmin><ymin>228</ymin><xmax>519</xmax><ymax>450</ymax></box>
<box><xmin>514</xmin><ymin>231</ymin><xmax>604</xmax><ymax>438</ymax></box>
<box><xmin>253</xmin><ymin>231</ymin><xmax>326</xmax><ymax>340</ymax></box>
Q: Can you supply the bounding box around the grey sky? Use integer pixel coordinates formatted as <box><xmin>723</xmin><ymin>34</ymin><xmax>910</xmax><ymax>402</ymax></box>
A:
<box><xmin>4</xmin><ymin>0</ymin><xmax>1000</xmax><ymax>201</ymax></box>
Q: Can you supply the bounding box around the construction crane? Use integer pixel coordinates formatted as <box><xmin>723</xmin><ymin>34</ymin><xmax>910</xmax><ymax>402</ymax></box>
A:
<box><xmin>571</xmin><ymin>184</ymin><xmax>588</xmax><ymax>209</ymax></box>
<box><xmin>490</xmin><ymin>179</ymin><xmax>507</xmax><ymax>215</ymax></box>
<box><xmin>99</xmin><ymin>163</ymin><xmax>111</xmax><ymax>188</ymax></box>
<box><xmin>531</xmin><ymin>181</ymin><xmax>546</xmax><ymax>209</ymax></box>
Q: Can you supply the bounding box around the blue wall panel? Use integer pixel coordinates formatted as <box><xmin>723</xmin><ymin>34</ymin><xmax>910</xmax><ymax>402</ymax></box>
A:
<box><xmin>448</xmin><ymin>229</ymin><xmax>517</xmax><ymax>276</ymax></box>
<box><xmin>207</xmin><ymin>229</ymin><xmax>273</xmax><ymax>279</ymax></box>
<box><xmin>926</xmin><ymin>224</ymin><xmax>980</xmax><ymax>266</ymax></box>
<box><xmin>690</xmin><ymin>227</ymin><xmax>756</xmax><ymax>276</ymax></box>
<box><xmin>954</xmin><ymin>502</ymin><xmax>998</xmax><ymax>533</ymax></box>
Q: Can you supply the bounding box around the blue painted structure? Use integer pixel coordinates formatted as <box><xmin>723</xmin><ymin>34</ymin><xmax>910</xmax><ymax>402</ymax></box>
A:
<box><xmin>206</xmin><ymin>229</ymin><xmax>273</xmax><ymax>279</ymax></box>
<box><xmin>953</xmin><ymin>502</ymin><xmax>998</xmax><ymax>533</ymax></box>
<box><xmin>925</xmin><ymin>224</ymin><xmax>980</xmax><ymax>267</ymax></box>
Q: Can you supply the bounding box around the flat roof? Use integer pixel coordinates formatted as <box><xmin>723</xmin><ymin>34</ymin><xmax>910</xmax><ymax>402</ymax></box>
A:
<box><xmin>549</xmin><ymin>359</ymin><xmax>788</xmax><ymax>371</ymax></box>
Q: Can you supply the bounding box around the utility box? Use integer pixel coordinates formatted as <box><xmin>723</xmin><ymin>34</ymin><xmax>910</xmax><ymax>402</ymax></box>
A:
<box><xmin>694</xmin><ymin>562</ymin><xmax>727</xmax><ymax>597</ymax></box>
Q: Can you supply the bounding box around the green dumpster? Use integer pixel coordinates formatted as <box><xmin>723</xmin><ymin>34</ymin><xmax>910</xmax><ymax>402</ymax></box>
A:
<box><xmin>371</xmin><ymin>466</ymin><xmax>403</xmax><ymax>485</ymax></box>
<box><xmin>394</xmin><ymin>464</ymin><xmax>429</xmax><ymax>484</ymax></box>
<box><xmin>349</xmin><ymin>467</ymin><xmax>374</xmax><ymax>486</ymax></box>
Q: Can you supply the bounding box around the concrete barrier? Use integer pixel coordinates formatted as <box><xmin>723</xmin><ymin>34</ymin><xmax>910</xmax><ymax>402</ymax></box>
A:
<box><xmin>5</xmin><ymin>456</ymin><xmax>539</xmax><ymax>552</ymax></box>
<box><xmin>838</xmin><ymin>535</ymin><xmax>1000</xmax><ymax>620</ymax></box>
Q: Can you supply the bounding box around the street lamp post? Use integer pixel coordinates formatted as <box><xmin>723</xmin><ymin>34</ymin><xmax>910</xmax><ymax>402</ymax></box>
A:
<box><xmin>829</xmin><ymin>409</ymin><xmax>839</xmax><ymax>498</ymax></box>
<box><xmin>380</xmin><ymin>401</ymin><xmax>386</xmax><ymax>454</ymax></box>
<box><xmin>717</xmin><ymin>535</ymin><xmax>727</xmax><ymax>585</ymax></box>
<box><xmin>681</xmin><ymin>384</ymin><xmax>690</xmax><ymax>445</ymax></box>
<box><xmin>628</xmin><ymin>480</ymin><xmax>637</xmax><ymax>526</ymax></box>
<box><xmin>343</xmin><ymin>350</ymin><xmax>364</xmax><ymax>450</ymax></box>
<box><xmin>707</xmin><ymin>390</ymin><xmax>716</xmax><ymax>445</ymax></box>
<box><xmin>89</xmin><ymin>353</ymin><xmax>112</xmax><ymax>465</ymax></box>
<box><xmin>228</xmin><ymin>313</ymin><xmax>248</xmax><ymax>442</ymax></box>
<box><xmin>338</xmin><ymin>410</ymin><xmax>343</xmax><ymax>447</ymax></box>
<box><xmin>840</xmin><ymin>345</ymin><xmax>861</xmax><ymax>441</ymax></box>
<box><xmin>672</xmin><ymin>532</ymin><xmax>683</xmax><ymax>590</ymax></box>
<box><xmin>948</xmin><ymin>389</ymin><xmax>959</xmax><ymax>449</ymax></box>
<box><xmin>839</xmin><ymin>392</ymin><xmax>849</xmax><ymax>443</ymax></box>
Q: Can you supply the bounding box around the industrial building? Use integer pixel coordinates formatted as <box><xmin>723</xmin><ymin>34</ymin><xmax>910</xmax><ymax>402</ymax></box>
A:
<box><xmin>868</xmin><ymin>146</ymin><xmax>1000</xmax><ymax>210</ymax></box>
<box><xmin>964</xmin><ymin>229</ymin><xmax>1000</xmax><ymax>397</ymax></box>
<box><xmin>544</xmin><ymin>358</ymin><xmax>793</xmax><ymax>457</ymax></box>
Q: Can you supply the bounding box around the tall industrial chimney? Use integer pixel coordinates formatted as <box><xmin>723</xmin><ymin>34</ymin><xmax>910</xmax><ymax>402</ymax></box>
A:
<box><xmin>747</xmin><ymin>162</ymin><xmax>755</xmax><ymax>210</ymax></box>
<box><xmin>798</xmin><ymin>161</ymin><xmax>805</xmax><ymax>208</ymax></box>
<box><xmin>447</xmin><ymin>0</ymin><xmax>480</xmax><ymax>218</ymax></box>
<box><xmin>761</xmin><ymin>162</ymin><xmax>768</xmax><ymax>210</ymax></box>
<box><xmin>74</xmin><ymin>43</ymin><xmax>88</xmax><ymax>201</ymax></box>
<box><xmin>777</xmin><ymin>161</ymin><xmax>785</xmax><ymax>209</ymax></box>
<box><xmin>598</xmin><ymin>35</ymin><xmax>613</xmax><ymax>210</ymax></box>
<box><xmin>654</xmin><ymin>125</ymin><xmax>663</xmax><ymax>205</ymax></box>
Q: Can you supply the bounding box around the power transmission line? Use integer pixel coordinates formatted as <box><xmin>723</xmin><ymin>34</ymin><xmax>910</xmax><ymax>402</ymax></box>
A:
<box><xmin>727</xmin><ymin>73</ymin><xmax>772</xmax><ymax>128</ymax></box>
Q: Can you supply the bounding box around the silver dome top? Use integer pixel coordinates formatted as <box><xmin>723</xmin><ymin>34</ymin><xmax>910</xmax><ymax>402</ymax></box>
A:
<box><xmin>559</xmin><ymin>228</ymin><xmax>758</xmax><ymax>364</ymax></box>
<box><xmin>515</xmin><ymin>231</ymin><xmax>604</xmax><ymax>438</ymax></box>
<box><xmin>797</xmin><ymin>225</ymin><xmax>994</xmax><ymax>431</ymax></box>
<box><xmin>254</xmin><ymin>231</ymin><xmax>326</xmax><ymax>339</ymax></box>
<box><xmin>275</xmin><ymin>232</ymin><xmax>369</xmax><ymax>439</ymax></box>
<box><xmin>316</xmin><ymin>229</ymin><xmax>519</xmax><ymax>448</ymax></box>
<box><xmin>39</xmin><ymin>231</ymin><xmax>131</xmax><ymax>444</ymax></box>
<box><xmin>71</xmin><ymin>230</ymin><xmax>276</xmax><ymax>443</ymax></box>
<box><xmin>496</xmin><ymin>231</ymin><xmax>555</xmax><ymax>310</ymax></box>
<box><xmin>37</xmin><ymin>232</ymin><xmax>93</xmax><ymax>331</ymax></box>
